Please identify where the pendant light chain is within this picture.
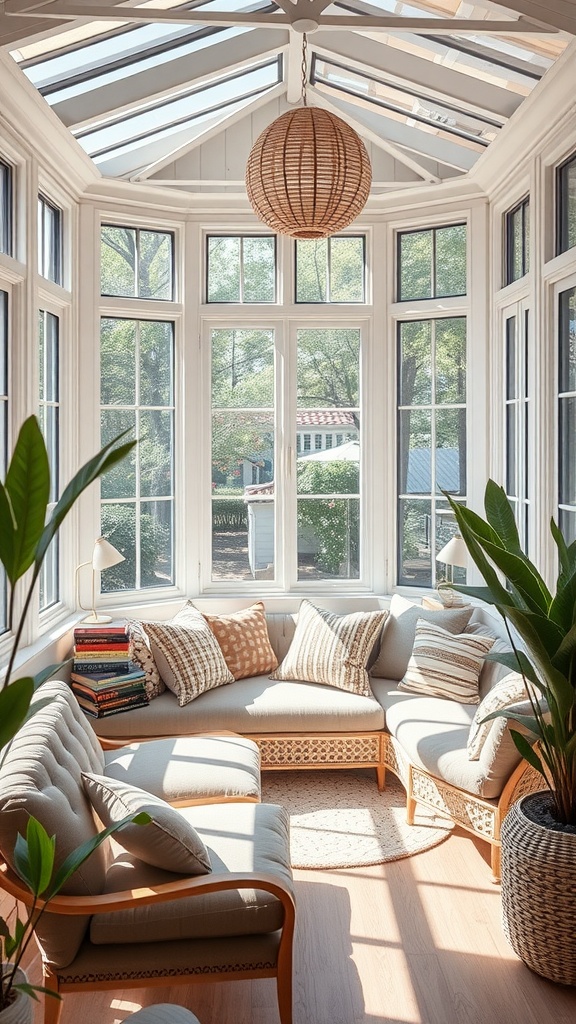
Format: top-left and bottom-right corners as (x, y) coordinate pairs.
(301, 33), (308, 107)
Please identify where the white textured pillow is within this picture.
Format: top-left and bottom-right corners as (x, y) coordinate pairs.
(370, 594), (473, 680)
(467, 671), (527, 759)
(144, 607), (234, 707)
(270, 599), (387, 697)
(399, 618), (495, 704)
(82, 772), (211, 875)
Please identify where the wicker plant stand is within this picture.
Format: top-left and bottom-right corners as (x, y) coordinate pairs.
(500, 793), (576, 985)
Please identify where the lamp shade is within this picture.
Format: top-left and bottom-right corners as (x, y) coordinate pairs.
(91, 536), (125, 572)
(436, 535), (468, 569)
(245, 106), (372, 239)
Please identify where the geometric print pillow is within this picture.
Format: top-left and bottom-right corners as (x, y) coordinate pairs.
(128, 619), (166, 699)
(202, 601), (278, 680)
(144, 609), (234, 707)
(399, 618), (495, 704)
(467, 671), (527, 759)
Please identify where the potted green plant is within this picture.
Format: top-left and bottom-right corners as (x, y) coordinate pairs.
(0, 415), (142, 1017)
(446, 481), (575, 984)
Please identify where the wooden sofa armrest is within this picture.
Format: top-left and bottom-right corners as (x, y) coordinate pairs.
(0, 860), (295, 920)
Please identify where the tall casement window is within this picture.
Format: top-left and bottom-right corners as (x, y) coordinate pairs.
(505, 197), (530, 285)
(0, 159), (13, 257)
(100, 317), (175, 592)
(210, 326), (363, 584)
(38, 310), (60, 610)
(504, 309), (530, 549)
(556, 152), (576, 256)
(296, 237), (365, 302)
(397, 224), (466, 301)
(558, 286), (576, 544)
(101, 225), (174, 299)
(0, 290), (8, 634)
(397, 317), (467, 587)
(206, 236), (276, 302)
(38, 195), (62, 284)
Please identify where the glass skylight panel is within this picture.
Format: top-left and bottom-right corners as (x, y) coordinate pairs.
(313, 59), (500, 146)
(76, 59), (280, 158)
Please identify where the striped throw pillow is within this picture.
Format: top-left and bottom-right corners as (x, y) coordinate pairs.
(144, 611), (234, 707)
(270, 600), (388, 697)
(399, 618), (495, 704)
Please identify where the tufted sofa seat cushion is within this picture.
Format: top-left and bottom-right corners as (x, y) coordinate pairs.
(93, 675), (385, 740)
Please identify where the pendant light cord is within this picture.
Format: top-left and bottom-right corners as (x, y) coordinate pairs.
(301, 33), (308, 107)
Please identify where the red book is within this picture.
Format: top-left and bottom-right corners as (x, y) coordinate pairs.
(74, 642), (131, 652)
(74, 625), (127, 637)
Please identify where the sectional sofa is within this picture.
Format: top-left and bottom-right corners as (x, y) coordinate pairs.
(89, 596), (542, 878)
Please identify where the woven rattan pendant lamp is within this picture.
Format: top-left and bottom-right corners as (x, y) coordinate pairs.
(246, 33), (372, 239)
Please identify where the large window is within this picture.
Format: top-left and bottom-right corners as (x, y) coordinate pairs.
(505, 198), (530, 285)
(397, 317), (467, 586)
(558, 286), (576, 543)
(556, 152), (576, 256)
(504, 308), (530, 549)
(0, 159), (13, 257)
(101, 226), (174, 299)
(100, 317), (175, 591)
(0, 289), (7, 635)
(210, 325), (363, 585)
(398, 224), (466, 301)
(38, 310), (60, 610)
(296, 237), (365, 303)
(38, 194), (62, 284)
(207, 236), (275, 303)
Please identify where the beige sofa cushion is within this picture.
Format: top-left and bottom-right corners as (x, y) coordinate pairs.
(103, 734), (261, 804)
(399, 619), (495, 704)
(90, 802), (292, 944)
(370, 595), (472, 680)
(93, 676), (385, 740)
(270, 600), (387, 697)
(82, 773), (212, 874)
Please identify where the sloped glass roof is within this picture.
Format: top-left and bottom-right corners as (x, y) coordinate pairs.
(3, 0), (569, 185)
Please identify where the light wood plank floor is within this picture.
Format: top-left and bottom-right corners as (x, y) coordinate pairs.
(10, 825), (575, 1024)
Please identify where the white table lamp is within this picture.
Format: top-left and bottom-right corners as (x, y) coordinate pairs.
(76, 537), (125, 624)
(435, 534), (468, 606)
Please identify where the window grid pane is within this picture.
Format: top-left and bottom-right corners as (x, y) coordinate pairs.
(38, 195), (62, 285)
(0, 290), (7, 634)
(398, 224), (466, 301)
(100, 317), (175, 591)
(398, 317), (467, 587)
(559, 287), (576, 524)
(557, 153), (576, 256)
(296, 236), (365, 303)
(0, 160), (13, 257)
(101, 225), (174, 300)
(206, 235), (276, 303)
(38, 309), (60, 611)
(505, 198), (530, 285)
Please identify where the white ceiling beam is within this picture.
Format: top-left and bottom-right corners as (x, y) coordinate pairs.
(2, 3), (562, 33)
(321, 88), (478, 172)
(307, 84), (441, 182)
(314, 29), (522, 117)
(0, 10), (69, 46)
(131, 80), (285, 181)
(286, 28), (304, 104)
(50, 30), (287, 129)
(483, 0), (576, 36)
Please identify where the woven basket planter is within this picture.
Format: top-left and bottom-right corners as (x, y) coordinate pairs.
(501, 792), (576, 985)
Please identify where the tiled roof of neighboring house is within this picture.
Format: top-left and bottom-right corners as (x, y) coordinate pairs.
(244, 482), (274, 498)
(296, 410), (356, 427)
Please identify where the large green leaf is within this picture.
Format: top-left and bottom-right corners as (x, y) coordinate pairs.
(503, 606), (574, 720)
(478, 537), (551, 614)
(49, 811), (151, 896)
(443, 585), (497, 606)
(552, 619), (576, 670)
(0, 481), (17, 581)
(13, 818), (55, 896)
(35, 432), (136, 565)
(445, 500), (511, 606)
(484, 480), (522, 555)
(0, 677), (34, 749)
(482, 649), (540, 686)
(480, 709), (541, 736)
(510, 732), (546, 777)
(549, 563), (576, 633)
(2, 417), (50, 584)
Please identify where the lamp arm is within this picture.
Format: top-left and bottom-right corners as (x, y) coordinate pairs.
(74, 560), (93, 613)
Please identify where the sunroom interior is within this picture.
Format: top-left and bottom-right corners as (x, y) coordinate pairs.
(0, 1), (576, 1022)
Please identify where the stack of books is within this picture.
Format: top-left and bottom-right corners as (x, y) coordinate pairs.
(71, 623), (149, 718)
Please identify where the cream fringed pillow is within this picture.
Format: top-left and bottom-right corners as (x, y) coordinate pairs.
(144, 608), (234, 707)
(202, 602), (278, 680)
(467, 671), (527, 759)
(399, 618), (495, 704)
(270, 600), (387, 697)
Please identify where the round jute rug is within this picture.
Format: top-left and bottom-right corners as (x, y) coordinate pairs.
(261, 769), (454, 869)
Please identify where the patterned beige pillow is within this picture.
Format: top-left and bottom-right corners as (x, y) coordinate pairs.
(399, 618), (495, 704)
(202, 602), (278, 680)
(270, 600), (387, 697)
(467, 671), (527, 759)
(144, 609), (234, 707)
(128, 619), (165, 699)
